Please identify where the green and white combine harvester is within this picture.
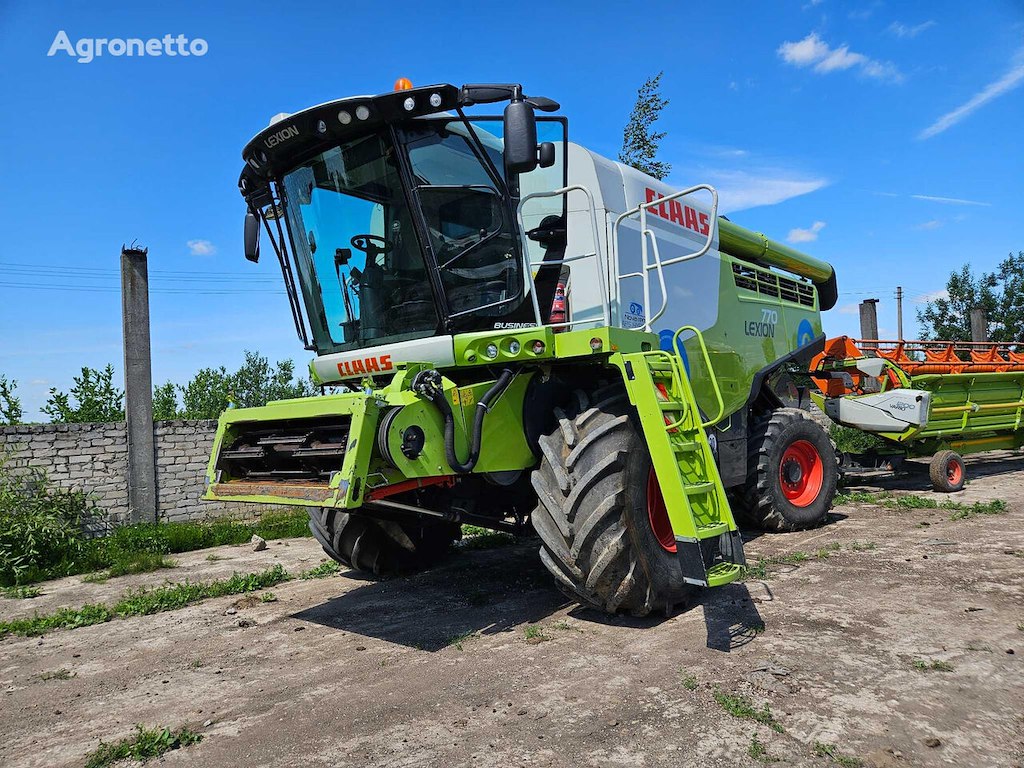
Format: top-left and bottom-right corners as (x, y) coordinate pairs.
(204, 81), (840, 615)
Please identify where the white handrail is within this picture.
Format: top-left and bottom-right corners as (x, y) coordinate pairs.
(516, 185), (610, 329)
(612, 184), (719, 332)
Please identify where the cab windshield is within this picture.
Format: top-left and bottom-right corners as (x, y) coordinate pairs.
(281, 122), (524, 354)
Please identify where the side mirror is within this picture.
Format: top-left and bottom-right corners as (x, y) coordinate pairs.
(504, 100), (538, 174)
(244, 211), (261, 263)
(538, 142), (556, 169)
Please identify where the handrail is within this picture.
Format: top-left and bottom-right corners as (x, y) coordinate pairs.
(516, 185), (610, 329)
(611, 185), (719, 332)
(672, 325), (725, 428)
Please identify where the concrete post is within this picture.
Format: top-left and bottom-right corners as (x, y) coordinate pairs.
(121, 245), (157, 524)
(896, 286), (904, 341)
(859, 299), (879, 349)
(970, 308), (988, 343)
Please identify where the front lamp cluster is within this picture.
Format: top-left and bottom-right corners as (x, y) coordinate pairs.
(465, 336), (547, 364)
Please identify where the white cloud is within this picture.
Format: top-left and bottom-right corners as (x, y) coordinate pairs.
(703, 169), (829, 213)
(915, 219), (943, 230)
(919, 50), (1024, 139)
(888, 20), (936, 38)
(910, 194), (991, 207)
(187, 239), (217, 256)
(837, 302), (860, 315)
(777, 32), (903, 83)
(787, 221), (827, 243)
(913, 289), (950, 304)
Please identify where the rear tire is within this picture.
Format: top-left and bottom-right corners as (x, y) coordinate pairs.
(308, 509), (460, 576)
(741, 408), (838, 532)
(530, 386), (694, 617)
(929, 450), (965, 492)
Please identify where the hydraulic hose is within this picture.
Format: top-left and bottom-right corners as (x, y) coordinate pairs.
(412, 368), (516, 474)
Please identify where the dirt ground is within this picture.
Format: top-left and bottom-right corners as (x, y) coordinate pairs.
(2, 453), (1023, 768)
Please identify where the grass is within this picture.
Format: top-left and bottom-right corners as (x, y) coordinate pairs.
(815, 542), (842, 559)
(459, 524), (516, 550)
(204, 554), (228, 562)
(2, 585), (41, 599)
(680, 672), (698, 691)
(39, 668), (74, 681)
(524, 624), (550, 643)
(830, 424), (888, 454)
(813, 741), (863, 767)
(743, 551), (810, 581)
(748, 734), (778, 762)
(848, 540), (877, 552)
(0, 559), (343, 640)
(447, 630), (475, 650)
(299, 560), (341, 579)
(712, 690), (784, 733)
(84, 725), (202, 768)
(912, 658), (955, 672)
(833, 490), (1006, 520)
(2, 498), (312, 587)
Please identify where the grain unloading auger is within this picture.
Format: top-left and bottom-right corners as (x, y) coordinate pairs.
(810, 336), (1024, 491)
(205, 80), (841, 616)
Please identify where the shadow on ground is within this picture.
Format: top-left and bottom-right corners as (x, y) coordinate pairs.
(842, 451), (1024, 494)
(295, 539), (772, 653)
(293, 541), (571, 650)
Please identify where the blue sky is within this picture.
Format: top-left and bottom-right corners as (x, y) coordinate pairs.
(1, 0), (1022, 420)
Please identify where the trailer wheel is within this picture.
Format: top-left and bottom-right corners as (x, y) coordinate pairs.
(929, 450), (966, 493)
(530, 386), (693, 617)
(741, 408), (838, 532)
(308, 509), (459, 576)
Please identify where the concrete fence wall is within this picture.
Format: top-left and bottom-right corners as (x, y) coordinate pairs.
(0, 419), (262, 526)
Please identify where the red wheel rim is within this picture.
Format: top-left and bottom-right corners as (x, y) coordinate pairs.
(646, 467), (677, 553)
(779, 439), (824, 508)
(947, 459), (963, 485)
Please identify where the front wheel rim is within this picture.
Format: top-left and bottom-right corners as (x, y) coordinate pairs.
(646, 467), (677, 553)
(780, 439), (824, 508)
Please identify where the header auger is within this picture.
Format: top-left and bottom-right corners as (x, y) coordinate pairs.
(205, 80), (840, 615)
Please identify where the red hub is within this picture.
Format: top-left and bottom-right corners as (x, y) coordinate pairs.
(646, 467), (677, 553)
(779, 439), (824, 508)
(947, 459), (963, 485)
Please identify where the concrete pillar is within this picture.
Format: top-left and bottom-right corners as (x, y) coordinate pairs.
(859, 299), (879, 349)
(970, 308), (988, 343)
(121, 245), (157, 524)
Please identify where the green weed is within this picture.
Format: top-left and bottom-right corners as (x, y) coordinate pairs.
(459, 525), (516, 550)
(813, 742), (863, 767)
(949, 500), (1007, 520)
(38, 668), (74, 681)
(815, 542), (842, 559)
(259, 591), (277, 603)
(748, 734), (778, 762)
(299, 560), (341, 579)
(447, 631), (475, 651)
(848, 540), (877, 552)
(912, 658), (954, 672)
(1, 585), (41, 599)
(712, 690), (784, 733)
(524, 625), (550, 643)
(84, 725), (202, 768)
(680, 673), (698, 691)
(0, 565), (290, 638)
(742, 551), (809, 581)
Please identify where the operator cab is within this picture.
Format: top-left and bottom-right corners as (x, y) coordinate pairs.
(239, 83), (565, 356)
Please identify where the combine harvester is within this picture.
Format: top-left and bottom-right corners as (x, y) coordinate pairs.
(811, 337), (1024, 491)
(205, 79), (841, 615)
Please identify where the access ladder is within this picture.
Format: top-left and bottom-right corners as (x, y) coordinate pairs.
(618, 329), (746, 586)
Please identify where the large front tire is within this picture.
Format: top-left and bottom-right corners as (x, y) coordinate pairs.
(308, 510), (460, 576)
(530, 387), (694, 617)
(740, 408), (838, 531)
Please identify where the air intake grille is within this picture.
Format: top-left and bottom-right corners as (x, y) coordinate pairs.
(732, 263), (815, 307)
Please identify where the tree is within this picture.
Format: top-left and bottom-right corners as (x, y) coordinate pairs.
(619, 72), (671, 180)
(180, 351), (316, 420)
(0, 376), (22, 425)
(917, 252), (1024, 341)
(153, 381), (180, 421)
(42, 365), (124, 423)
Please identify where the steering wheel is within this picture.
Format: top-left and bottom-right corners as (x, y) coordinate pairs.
(350, 234), (390, 255)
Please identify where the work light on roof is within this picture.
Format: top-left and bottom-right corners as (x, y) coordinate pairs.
(338, 110), (352, 125)
(429, 92), (442, 108)
(403, 96), (416, 111)
(355, 105), (370, 121)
